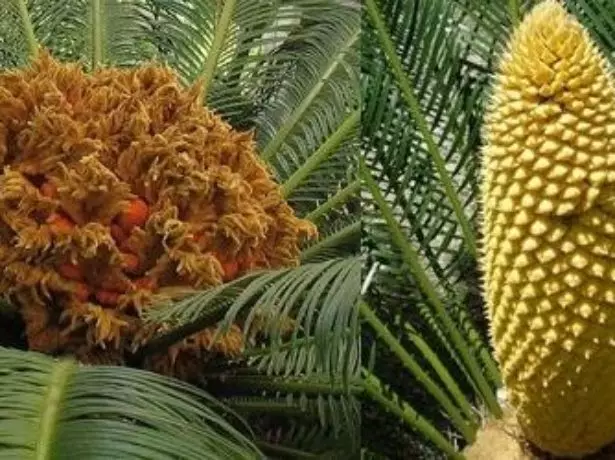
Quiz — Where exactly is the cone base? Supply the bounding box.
[464,409,615,460]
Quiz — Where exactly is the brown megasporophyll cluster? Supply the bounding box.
[0,51,315,378]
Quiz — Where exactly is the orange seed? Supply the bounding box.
[117,198,149,232]
[40,181,57,198]
[95,290,121,306]
[58,262,83,281]
[47,213,74,235]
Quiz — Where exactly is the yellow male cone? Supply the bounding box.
[482,0,615,456]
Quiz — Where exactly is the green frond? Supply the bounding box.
[0,347,262,459]
[257,12,359,161]
[362,370,462,460]
[303,179,361,224]
[27,0,89,63]
[359,300,477,441]
[254,5,360,223]
[13,0,37,59]
[245,329,359,380]
[360,0,501,455]
[362,0,482,283]
[224,392,359,457]
[361,159,499,407]
[1,2,31,68]
[281,110,359,214]
[210,368,361,456]
[145,257,361,384]
[364,0,477,258]
[300,219,360,263]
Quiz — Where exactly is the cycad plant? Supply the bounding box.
[0,0,361,458]
[361,0,615,459]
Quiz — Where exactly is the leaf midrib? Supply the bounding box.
[261,29,359,162]
[35,360,75,460]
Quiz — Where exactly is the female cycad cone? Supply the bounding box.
[482,0,615,456]
[0,51,315,379]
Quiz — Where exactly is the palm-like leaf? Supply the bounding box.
[0,347,262,459]
[0,3,28,67]
[143,256,362,456]
[361,0,499,448]
[361,0,500,456]
[145,257,360,381]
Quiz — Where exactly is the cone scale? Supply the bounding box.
[482,1,615,456]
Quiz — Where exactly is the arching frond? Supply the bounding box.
[0,2,29,68]
[0,347,262,459]
[214,369,362,457]
[145,257,361,384]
